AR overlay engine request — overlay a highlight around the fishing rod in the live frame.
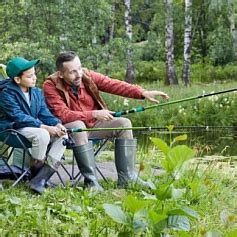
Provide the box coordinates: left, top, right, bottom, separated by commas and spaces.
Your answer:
67, 126, 157, 133
66, 125, 237, 133
113, 88, 237, 117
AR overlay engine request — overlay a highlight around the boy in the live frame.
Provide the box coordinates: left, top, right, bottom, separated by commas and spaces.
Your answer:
0, 57, 67, 194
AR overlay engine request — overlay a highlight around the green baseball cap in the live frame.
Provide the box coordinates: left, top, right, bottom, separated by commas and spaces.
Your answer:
6, 57, 40, 79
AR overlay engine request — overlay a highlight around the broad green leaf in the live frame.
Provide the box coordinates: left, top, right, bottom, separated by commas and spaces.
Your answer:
150, 137, 170, 155
204, 230, 223, 237
167, 215, 190, 231
155, 184, 185, 200
141, 190, 157, 200
118, 232, 132, 237
173, 134, 187, 142
168, 207, 199, 220
166, 145, 194, 172
133, 209, 148, 233
153, 218, 168, 234
155, 183, 172, 200
124, 195, 146, 213
103, 204, 129, 225
148, 210, 167, 225
70, 205, 82, 213
226, 229, 237, 237
172, 187, 186, 199
8, 196, 22, 205
177, 231, 192, 237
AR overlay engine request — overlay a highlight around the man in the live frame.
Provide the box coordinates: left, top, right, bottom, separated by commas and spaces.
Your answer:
43, 51, 169, 190
0, 57, 67, 194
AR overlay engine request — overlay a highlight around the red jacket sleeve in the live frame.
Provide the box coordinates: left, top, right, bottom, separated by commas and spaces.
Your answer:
87, 71, 144, 99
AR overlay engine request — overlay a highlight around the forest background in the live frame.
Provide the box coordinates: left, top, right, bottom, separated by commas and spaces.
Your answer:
0, 0, 237, 128
0, 2, 237, 236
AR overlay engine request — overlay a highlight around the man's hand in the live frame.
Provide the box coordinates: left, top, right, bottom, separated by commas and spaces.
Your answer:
142, 90, 169, 103
92, 109, 114, 121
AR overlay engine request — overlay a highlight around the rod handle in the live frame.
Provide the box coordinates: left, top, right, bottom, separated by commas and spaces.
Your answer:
113, 106, 145, 117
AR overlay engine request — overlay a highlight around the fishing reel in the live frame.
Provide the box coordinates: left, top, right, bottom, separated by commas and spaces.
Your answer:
62, 136, 75, 147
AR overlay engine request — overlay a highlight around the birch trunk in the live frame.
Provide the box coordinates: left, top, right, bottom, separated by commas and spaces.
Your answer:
164, 0, 178, 85
228, 0, 237, 57
182, 0, 192, 86
105, 2, 115, 74
124, 0, 135, 83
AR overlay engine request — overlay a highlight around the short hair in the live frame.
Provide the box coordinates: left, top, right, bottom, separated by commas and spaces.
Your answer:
56, 51, 78, 71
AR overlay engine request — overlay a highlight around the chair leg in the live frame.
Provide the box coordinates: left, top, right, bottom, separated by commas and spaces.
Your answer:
12, 167, 31, 187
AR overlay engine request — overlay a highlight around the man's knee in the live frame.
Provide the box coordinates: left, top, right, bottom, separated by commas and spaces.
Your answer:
33, 128, 50, 147
117, 118, 132, 128
116, 118, 133, 139
64, 120, 86, 129
64, 120, 88, 145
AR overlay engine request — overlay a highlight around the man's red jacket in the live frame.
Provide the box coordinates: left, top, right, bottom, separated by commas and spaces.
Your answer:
43, 69, 144, 128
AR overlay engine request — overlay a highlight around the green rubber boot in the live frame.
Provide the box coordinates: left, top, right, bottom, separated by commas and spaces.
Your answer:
115, 138, 149, 188
73, 142, 103, 191
29, 163, 55, 194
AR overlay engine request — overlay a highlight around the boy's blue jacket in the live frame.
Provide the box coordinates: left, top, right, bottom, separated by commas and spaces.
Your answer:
0, 79, 61, 131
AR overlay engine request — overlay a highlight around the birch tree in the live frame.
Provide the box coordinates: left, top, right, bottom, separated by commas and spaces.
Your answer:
182, 0, 192, 86
164, 0, 178, 85
124, 0, 135, 83
227, 0, 237, 57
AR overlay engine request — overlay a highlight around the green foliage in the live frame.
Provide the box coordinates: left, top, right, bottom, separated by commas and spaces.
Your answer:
207, 23, 235, 66
191, 63, 237, 83
103, 135, 200, 236
135, 60, 166, 82
1, 0, 236, 86
0, 136, 237, 235
0, 42, 54, 85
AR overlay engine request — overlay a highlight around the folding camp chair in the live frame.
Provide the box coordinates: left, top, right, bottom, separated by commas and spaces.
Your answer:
60, 137, 112, 186
0, 129, 32, 186
0, 128, 67, 188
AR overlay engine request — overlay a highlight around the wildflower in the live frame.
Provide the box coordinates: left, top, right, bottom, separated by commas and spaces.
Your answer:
123, 98, 129, 106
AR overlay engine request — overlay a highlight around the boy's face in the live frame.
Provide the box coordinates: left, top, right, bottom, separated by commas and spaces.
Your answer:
14, 67, 37, 92
59, 56, 83, 86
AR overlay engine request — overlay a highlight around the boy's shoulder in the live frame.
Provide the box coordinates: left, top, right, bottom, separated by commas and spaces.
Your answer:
0, 78, 11, 91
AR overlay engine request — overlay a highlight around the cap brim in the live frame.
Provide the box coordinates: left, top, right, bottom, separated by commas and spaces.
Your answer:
21, 59, 40, 72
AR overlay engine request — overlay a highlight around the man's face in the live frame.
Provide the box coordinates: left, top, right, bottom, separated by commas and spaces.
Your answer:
14, 67, 37, 92
59, 56, 83, 86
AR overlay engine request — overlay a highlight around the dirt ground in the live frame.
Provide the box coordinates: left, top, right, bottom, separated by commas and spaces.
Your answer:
50, 161, 118, 185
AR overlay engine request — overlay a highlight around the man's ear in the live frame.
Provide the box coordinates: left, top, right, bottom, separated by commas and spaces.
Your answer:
13, 76, 21, 84
58, 70, 64, 79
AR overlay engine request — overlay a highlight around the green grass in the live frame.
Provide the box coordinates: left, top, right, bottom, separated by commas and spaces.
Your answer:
102, 80, 237, 127
0, 148, 236, 236
1, 82, 237, 235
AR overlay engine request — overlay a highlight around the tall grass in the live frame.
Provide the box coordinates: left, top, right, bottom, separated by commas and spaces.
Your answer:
102, 81, 237, 127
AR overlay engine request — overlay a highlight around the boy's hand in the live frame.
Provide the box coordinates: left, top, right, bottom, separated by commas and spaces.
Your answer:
40, 124, 66, 137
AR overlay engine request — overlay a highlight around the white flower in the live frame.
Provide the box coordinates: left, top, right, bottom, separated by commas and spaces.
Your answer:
123, 99, 129, 106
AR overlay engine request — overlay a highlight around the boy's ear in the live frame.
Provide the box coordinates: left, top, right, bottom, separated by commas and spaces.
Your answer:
13, 76, 21, 84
